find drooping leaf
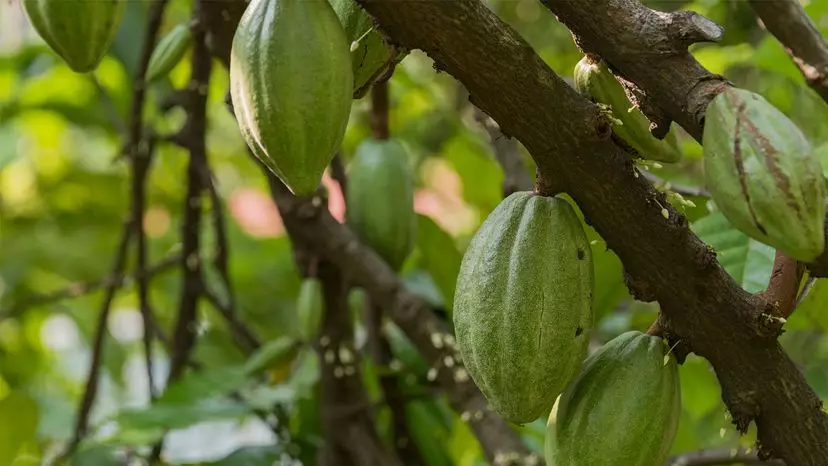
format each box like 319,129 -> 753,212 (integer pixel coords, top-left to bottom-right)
0,392 -> 39,466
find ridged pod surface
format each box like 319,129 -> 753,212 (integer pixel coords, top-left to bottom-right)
346,139 -> 416,271
146,24 -> 193,84
22,0 -> 126,73
574,56 -> 682,163
453,192 -> 594,424
545,331 -> 681,466
230,0 -> 353,196
330,0 -> 402,98
703,88 -> 826,261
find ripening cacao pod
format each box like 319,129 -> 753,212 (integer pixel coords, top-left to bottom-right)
574,55 -> 682,163
545,331 -> 681,466
703,87 -> 826,262
453,191 -> 594,424
346,139 -> 416,271
146,24 -> 193,84
230,0 -> 353,196
296,277 -> 324,341
330,0 -> 404,99
22,0 -> 126,73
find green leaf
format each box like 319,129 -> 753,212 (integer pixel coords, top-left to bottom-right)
242,336 -> 299,377
443,132 -> 505,216
70,445 -> 124,466
405,401 -> 453,466
113,398 -> 252,439
156,366 -> 249,405
415,215 -> 463,314
692,211 -> 775,293
0,392 -> 39,466
207,446 -> 285,465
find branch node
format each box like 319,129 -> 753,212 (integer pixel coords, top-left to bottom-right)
668,11 -> 725,48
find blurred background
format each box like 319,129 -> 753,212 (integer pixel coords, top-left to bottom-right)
1,0 -> 828,464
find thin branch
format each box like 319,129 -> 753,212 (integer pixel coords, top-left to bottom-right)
371,77 -> 391,141
58,220 -> 133,461
0,255 -> 179,322
748,0 -> 828,104
667,447 -> 783,466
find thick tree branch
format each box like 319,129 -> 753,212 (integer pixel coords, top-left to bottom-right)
539,0 -> 726,141
749,0 -> 828,104
345,1 -> 828,463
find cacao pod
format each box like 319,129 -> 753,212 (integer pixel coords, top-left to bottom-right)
296,277 -> 324,342
22,0 -> 126,73
146,24 -> 193,84
574,55 -> 682,163
230,0 -> 353,196
330,0 -> 404,99
703,87 -> 826,262
346,139 -> 416,271
545,331 -> 681,466
453,191 -> 594,424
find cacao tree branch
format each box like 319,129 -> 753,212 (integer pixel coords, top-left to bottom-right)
0,255 -> 179,323
344,1 -> 828,463
264,176 -> 537,463
150,9 -> 212,460
538,0 -> 727,141
748,0 -> 828,104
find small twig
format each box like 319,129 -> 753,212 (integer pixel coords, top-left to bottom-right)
57,220 -> 134,462
642,171 -> 709,199
667,446 -> 783,465
370,77 -> 391,141
647,318 -> 664,338
0,255 -> 179,322
202,288 -> 261,354
748,0 -> 828,104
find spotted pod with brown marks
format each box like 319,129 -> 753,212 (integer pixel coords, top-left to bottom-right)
703,88 -> 826,262
453,191 -> 594,424
22,0 -> 126,73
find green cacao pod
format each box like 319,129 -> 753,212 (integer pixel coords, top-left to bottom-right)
545,331 -> 681,466
230,0 -> 353,196
296,277 -> 324,342
574,55 -> 682,163
22,0 -> 126,73
453,191 -> 594,424
330,0 -> 404,99
346,139 -> 416,271
703,87 -> 826,262
146,24 -> 193,84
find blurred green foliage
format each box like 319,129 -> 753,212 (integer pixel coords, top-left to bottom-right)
0,0 -> 827,464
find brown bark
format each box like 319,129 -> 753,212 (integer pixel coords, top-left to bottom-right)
749,0 -> 828,104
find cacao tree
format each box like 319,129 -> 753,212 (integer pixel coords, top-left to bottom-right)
1,0 -> 828,465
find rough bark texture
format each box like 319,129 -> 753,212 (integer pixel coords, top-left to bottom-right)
749,0 -> 828,104
350,1 -> 828,464
204,0 -> 828,463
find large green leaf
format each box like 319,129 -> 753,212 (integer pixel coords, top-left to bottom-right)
443,132 -> 505,216
691,211 -> 775,293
